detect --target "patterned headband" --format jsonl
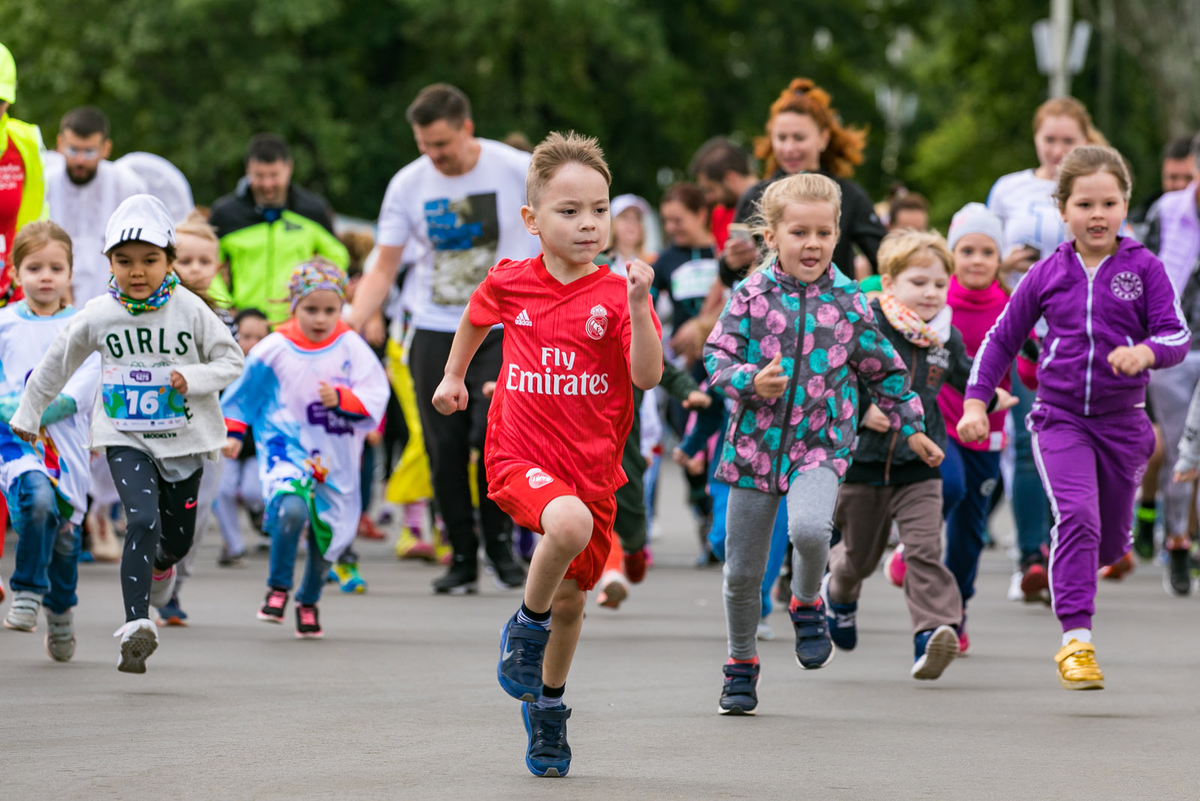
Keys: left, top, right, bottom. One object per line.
{"left": 288, "top": 259, "right": 346, "bottom": 312}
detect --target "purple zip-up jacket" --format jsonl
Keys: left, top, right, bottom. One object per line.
{"left": 966, "top": 238, "right": 1189, "bottom": 416}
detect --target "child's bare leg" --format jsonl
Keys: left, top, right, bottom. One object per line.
{"left": 525, "top": 497, "right": 593, "bottom": 613}
{"left": 543, "top": 579, "right": 586, "bottom": 688}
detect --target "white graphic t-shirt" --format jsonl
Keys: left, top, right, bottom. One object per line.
{"left": 375, "top": 139, "right": 540, "bottom": 332}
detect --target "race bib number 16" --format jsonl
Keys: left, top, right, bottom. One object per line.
{"left": 102, "top": 365, "right": 187, "bottom": 431}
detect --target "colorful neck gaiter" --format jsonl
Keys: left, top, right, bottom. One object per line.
{"left": 880, "top": 293, "right": 952, "bottom": 348}
{"left": 108, "top": 271, "right": 178, "bottom": 316}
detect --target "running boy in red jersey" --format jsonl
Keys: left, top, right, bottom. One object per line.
{"left": 433, "top": 132, "right": 662, "bottom": 777}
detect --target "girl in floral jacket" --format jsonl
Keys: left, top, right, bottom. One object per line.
{"left": 704, "top": 173, "right": 940, "bottom": 716}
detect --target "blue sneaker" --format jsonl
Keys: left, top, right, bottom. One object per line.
{"left": 821, "top": 574, "right": 857, "bottom": 651}
{"left": 522, "top": 703, "right": 572, "bottom": 777}
{"left": 156, "top": 594, "right": 189, "bottom": 627}
{"left": 911, "top": 624, "right": 959, "bottom": 680}
{"left": 789, "top": 598, "right": 834, "bottom": 669}
{"left": 332, "top": 563, "right": 367, "bottom": 594}
{"left": 718, "top": 661, "right": 760, "bottom": 715}
{"left": 498, "top": 613, "right": 550, "bottom": 701}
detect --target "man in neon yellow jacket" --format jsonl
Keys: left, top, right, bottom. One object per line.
{"left": 209, "top": 134, "right": 348, "bottom": 321}
{"left": 0, "top": 42, "right": 47, "bottom": 304}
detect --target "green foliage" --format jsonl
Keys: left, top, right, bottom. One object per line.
{"left": 0, "top": 0, "right": 1169, "bottom": 224}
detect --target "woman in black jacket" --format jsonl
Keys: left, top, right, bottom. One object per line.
{"left": 722, "top": 78, "right": 886, "bottom": 285}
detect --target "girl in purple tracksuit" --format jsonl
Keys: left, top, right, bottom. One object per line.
{"left": 960, "top": 146, "right": 1189, "bottom": 691}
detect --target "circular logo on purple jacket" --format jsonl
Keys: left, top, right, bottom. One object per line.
{"left": 1110, "top": 272, "right": 1143, "bottom": 301}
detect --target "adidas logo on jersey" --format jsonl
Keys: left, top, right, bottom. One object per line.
{"left": 515, "top": 309, "right": 533, "bottom": 327}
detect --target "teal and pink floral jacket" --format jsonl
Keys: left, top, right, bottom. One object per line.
{"left": 703, "top": 262, "right": 925, "bottom": 494}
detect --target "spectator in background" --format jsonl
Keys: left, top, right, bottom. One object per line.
{"left": 209, "top": 134, "right": 349, "bottom": 322}
{"left": 1131, "top": 136, "right": 1197, "bottom": 229}
{"left": 0, "top": 42, "right": 46, "bottom": 305}
{"left": 45, "top": 106, "right": 147, "bottom": 306}
{"left": 689, "top": 137, "right": 759, "bottom": 251}
{"left": 888, "top": 191, "right": 930, "bottom": 231}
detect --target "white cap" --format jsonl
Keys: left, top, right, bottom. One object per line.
{"left": 104, "top": 194, "right": 177, "bottom": 254}
{"left": 611, "top": 193, "right": 652, "bottom": 220}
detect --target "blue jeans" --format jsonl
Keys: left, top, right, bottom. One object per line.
{"left": 266, "top": 494, "right": 329, "bottom": 605}
{"left": 1010, "top": 365, "right": 1050, "bottom": 560}
{"left": 942, "top": 440, "right": 1003, "bottom": 606}
{"left": 708, "top": 476, "right": 789, "bottom": 618}
{"left": 7, "top": 471, "right": 80, "bottom": 614}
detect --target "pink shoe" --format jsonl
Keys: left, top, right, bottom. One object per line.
{"left": 884, "top": 544, "right": 906, "bottom": 587}
{"left": 957, "top": 622, "right": 970, "bottom": 657}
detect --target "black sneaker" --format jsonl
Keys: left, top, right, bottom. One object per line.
{"left": 522, "top": 703, "right": 572, "bottom": 777}
{"left": 432, "top": 561, "right": 479, "bottom": 595}
{"left": 257, "top": 588, "right": 288, "bottom": 623}
{"left": 218, "top": 548, "right": 247, "bottom": 568}
{"left": 718, "top": 661, "right": 760, "bottom": 715}
{"left": 295, "top": 604, "right": 323, "bottom": 638}
{"left": 491, "top": 552, "right": 527, "bottom": 590}
{"left": 1165, "top": 545, "right": 1194, "bottom": 597}
{"left": 790, "top": 598, "right": 834, "bottom": 670}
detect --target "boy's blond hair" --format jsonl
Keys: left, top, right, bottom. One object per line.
{"left": 877, "top": 229, "right": 954, "bottom": 278}
{"left": 526, "top": 131, "right": 611, "bottom": 208}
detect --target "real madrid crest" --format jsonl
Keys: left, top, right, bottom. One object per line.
{"left": 586, "top": 304, "right": 608, "bottom": 340}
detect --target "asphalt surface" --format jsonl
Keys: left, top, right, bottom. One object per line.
{"left": 2, "top": 469, "right": 1199, "bottom": 800}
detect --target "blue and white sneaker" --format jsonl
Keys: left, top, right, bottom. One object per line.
{"left": 718, "top": 661, "right": 760, "bottom": 715}
{"left": 522, "top": 703, "right": 572, "bottom": 777}
{"left": 498, "top": 612, "right": 550, "bottom": 701}
{"left": 821, "top": 574, "right": 857, "bottom": 651}
{"left": 911, "top": 624, "right": 959, "bottom": 680}
{"left": 789, "top": 598, "right": 834, "bottom": 670}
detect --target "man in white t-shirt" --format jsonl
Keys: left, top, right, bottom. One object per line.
{"left": 349, "top": 83, "right": 538, "bottom": 594}
{"left": 45, "top": 106, "right": 147, "bottom": 306}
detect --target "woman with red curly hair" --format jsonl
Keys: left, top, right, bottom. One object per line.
{"left": 722, "top": 78, "right": 887, "bottom": 283}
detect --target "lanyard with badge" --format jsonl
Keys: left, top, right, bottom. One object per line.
{"left": 101, "top": 364, "right": 187, "bottom": 431}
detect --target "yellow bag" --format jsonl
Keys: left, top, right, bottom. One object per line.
{"left": 385, "top": 338, "right": 434, "bottom": 505}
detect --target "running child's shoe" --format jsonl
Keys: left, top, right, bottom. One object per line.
{"left": 492, "top": 553, "right": 527, "bottom": 590}
{"left": 217, "top": 548, "right": 247, "bottom": 568}
{"left": 295, "top": 604, "right": 323, "bottom": 638}
{"left": 356, "top": 513, "right": 386, "bottom": 541}
{"left": 45, "top": 608, "right": 75, "bottom": 662}
{"left": 596, "top": 570, "right": 628, "bottom": 609}
{"left": 257, "top": 588, "right": 289, "bottom": 623}
{"left": 911, "top": 625, "right": 959, "bottom": 680}
{"left": 821, "top": 574, "right": 857, "bottom": 652}
{"left": 718, "top": 660, "right": 760, "bottom": 715}
{"left": 789, "top": 597, "right": 834, "bottom": 670}
{"left": 957, "top": 616, "right": 971, "bottom": 656}
{"left": 498, "top": 612, "right": 550, "bottom": 701}
{"left": 1099, "top": 551, "right": 1135, "bottom": 580}
{"left": 1020, "top": 559, "right": 1051, "bottom": 604}
{"left": 332, "top": 562, "right": 368, "bottom": 594}
{"left": 149, "top": 566, "right": 177, "bottom": 610}
{"left": 1055, "top": 640, "right": 1104, "bottom": 690}
{"left": 756, "top": 620, "right": 774, "bottom": 641}
{"left": 114, "top": 618, "right": 158, "bottom": 673}
{"left": 522, "top": 703, "right": 572, "bottom": 777}
{"left": 624, "top": 547, "right": 648, "bottom": 584}
{"left": 3, "top": 591, "right": 40, "bottom": 631}
{"left": 394, "top": 528, "right": 436, "bottom": 561}
{"left": 156, "top": 594, "right": 189, "bottom": 627}
{"left": 884, "top": 544, "right": 906, "bottom": 587}
{"left": 1164, "top": 536, "right": 1194, "bottom": 597}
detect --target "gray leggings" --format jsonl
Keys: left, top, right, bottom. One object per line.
{"left": 723, "top": 467, "right": 839, "bottom": 660}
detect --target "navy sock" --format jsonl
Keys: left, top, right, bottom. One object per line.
{"left": 517, "top": 602, "right": 551, "bottom": 629}
{"left": 535, "top": 683, "right": 565, "bottom": 709}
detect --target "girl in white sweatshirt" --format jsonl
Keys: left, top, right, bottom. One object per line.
{"left": 11, "top": 195, "right": 243, "bottom": 673}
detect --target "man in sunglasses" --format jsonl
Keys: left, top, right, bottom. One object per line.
{"left": 45, "top": 105, "right": 147, "bottom": 305}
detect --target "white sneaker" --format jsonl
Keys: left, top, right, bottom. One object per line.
{"left": 114, "top": 618, "right": 159, "bottom": 673}
{"left": 756, "top": 620, "right": 775, "bottom": 641}
{"left": 1007, "top": 570, "right": 1025, "bottom": 602}
{"left": 149, "top": 566, "right": 177, "bottom": 610}
{"left": 45, "top": 608, "right": 76, "bottom": 662}
{"left": 4, "top": 591, "right": 41, "bottom": 632}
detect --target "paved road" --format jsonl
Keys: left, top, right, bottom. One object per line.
{"left": 3, "top": 470, "right": 1199, "bottom": 800}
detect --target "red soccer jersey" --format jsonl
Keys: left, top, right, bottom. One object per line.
{"left": 470, "top": 255, "right": 662, "bottom": 501}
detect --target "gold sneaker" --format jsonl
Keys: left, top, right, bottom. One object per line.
{"left": 1055, "top": 640, "right": 1105, "bottom": 690}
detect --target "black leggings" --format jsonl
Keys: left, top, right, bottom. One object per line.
{"left": 107, "top": 447, "right": 202, "bottom": 621}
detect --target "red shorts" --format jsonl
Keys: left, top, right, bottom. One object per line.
{"left": 488, "top": 462, "right": 616, "bottom": 592}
